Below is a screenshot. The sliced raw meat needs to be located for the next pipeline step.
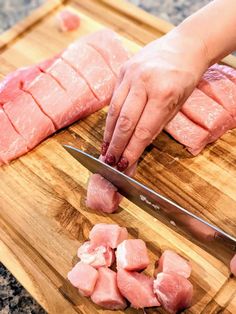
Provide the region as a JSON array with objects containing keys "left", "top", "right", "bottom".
[
  {"left": 57, "top": 10, "right": 80, "bottom": 32},
  {"left": 86, "top": 174, "right": 122, "bottom": 213},
  {"left": 67, "top": 262, "right": 98, "bottom": 296},
  {"left": 89, "top": 223, "right": 128, "bottom": 249},
  {"left": 153, "top": 272, "right": 193, "bottom": 314},
  {"left": 0, "top": 109, "right": 28, "bottom": 163},
  {"left": 116, "top": 239, "right": 150, "bottom": 271},
  {"left": 198, "top": 68, "right": 236, "bottom": 120},
  {"left": 47, "top": 58, "right": 102, "bottom": 116},
  {"left": 77, "top": 241, "right": 115, "bottom": 268},
  {"left": 117, "top": 269, "right": 160, "bottom": 309},
  {"left": 165, "top": 111, "right": 210, "bottom": 155},
  {"left": 155, "top": 250, "right": 191, "bottom": 279},
  {"left": 38, "top": 55, "right": 60, "bottom": 72},
  {"left": 4, "top": 91, "right": 55, "bottom": 149},
  {"left": 24, "top": 73, "right": 78, "bottom": 129},
  {"left": 83, "top": 29, "right": 129, "bottom": 76},
  {"left": 182, "top": 88, "right": 235, "bottom": 142},
  {"left": 230, "top": 254, "right": 236, "bottom": 276},
  {"left": 91, "top": 267, "right": 127, "bottom": 310},
  {"left": 62, "top": 42, "right": 116, "bottom": 102},
  {"left": 212, "top": 64, "right": 236, "bottom": 85}
]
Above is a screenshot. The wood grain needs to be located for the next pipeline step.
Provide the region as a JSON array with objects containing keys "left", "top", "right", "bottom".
[{"left": 0, "top": 0, "right": 235, "bottom": 313}]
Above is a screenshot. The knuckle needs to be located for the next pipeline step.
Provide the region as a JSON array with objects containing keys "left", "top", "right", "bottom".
[
  {"left": 109, "top": 100, "right": 120, "bottom": 117},
  {"left": 134, "top": 126, "right": 152, "bottom": 142},
  {"left": 117, "top": 115, "right": 133, "bottom": 132}
]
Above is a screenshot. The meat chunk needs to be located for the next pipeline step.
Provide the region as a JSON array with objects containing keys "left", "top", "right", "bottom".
[
  {"left": 155, "top": 250, "right": 191, "bottom": 279},
  {"left": 230, "top": 254, "right": 236, "bottom": 276},
  {"left": 165, "top": 111, "right": 210, "bottom": 155},
  {"left": 67, "top": 262, "right": 98, "bottom": 296},
  {"left": 117, "top": 269, "right": 160, "bottom": 309},
  {"left": 198, "top": 68, "right": 236, "bottom": 121},
  {"left": 77, "top": 241, "right": 115, "bottom": 268},
  {"left": 116, "top": 239, "right": 150, "bottom": 271},
  {"left": 153, "top": 272, "right": 193, "bottom": 314},
  {"left": 0, "top": 109, "right": 28, "bottom": 163},
  {"left": 57, "top": 10, "right": 80, "bottom": 32},
  {"left": 91, "top": 267, "right": 127, "bottom": 310},
  {"left": 82, "top": 29, "right": 129, "bottom": 76},
  {"left": 182, "top": 88, "right": 235, "bottom": 142},
  {"left": 62, "top": 42, "right": 115, "bottom": 103},
  {"left": 89, "top": 223, "right": 128, "bottom": 249},
  {"left": 4, "top": 91, "right": 55, "bottom": 149},
  {"left": 212, "top": 64, "right": 236, "bottom": 85}
]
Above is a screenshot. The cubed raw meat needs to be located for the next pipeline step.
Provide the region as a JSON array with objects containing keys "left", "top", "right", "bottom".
[
  {"left": 117, "top": 269, "right": 160, "bottom": 309},
  {"left": 77, "top": 241, "right": 115, "bottom": 268},
  {"left": 89, "top": 224, "right": 128, "bottom": 249},
  {"left": 230, "top": 254, "right": 236, "bottom": 276},
  {"left": 57, "top": 10, "right": 80, "bottom": 32},
  {"left": 212, "top": 64, "right": 236, "bottom": 85},
  {"left": 91, "top": 267, "right": 127, "bottom": 310},
  {"left": 165, "top": 111, "right": 210, "bottom": 155},
  {"left": 4, "top": 91, "right": 55, "bottom": 149},
  {"left": 153, "top": 272, "right": 193, "bottom": 314},
  {"left": 155, "top": 250, "right": 191, "bottom": 278},
  {"left": 62, "top": 42, "right": 115, "bottom": 103},
  {"left": 82, "top": 29, "right": 129, "bottom": 76},
  {"left": 67, "top": 262, "right": 98, "bottom": 296},
  {"left": 116, "top": 239, "right": 150, "bottom": 271},
  {"left": 0, "top": 109, "right": 28, "bottom": 163}
]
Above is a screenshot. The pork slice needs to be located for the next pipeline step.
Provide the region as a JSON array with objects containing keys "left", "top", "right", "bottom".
[
  {"left": 82, "top": 28, "right": 130, "bottom": 76},
  {"left": 212, "top": 64, "right": 236, "bottom": 85},
  {"left": 47, "top": 58, "right": 102, "bottom": 117},
  {"left": 155, "top": 250, "right": 191, "bottom": 279},
  {"left": 116, "top": 239, "right": 150, "bottom": 271},
  {"left": 165, "top": 111, "right": 210, "bottom": 155},
  {"left": 67, "top": 262, "right": 98, "bottom": 296},
  {"left": 89, "top": 223, "right": 128, "bottom": 249},
  {"left": 91, "top": 267, "right": 127, "bottom": 310},
  {"left": 182, "top": 88, "right": 235, "bottom": 142},
  {"left": 153, "top": 272, "right": 193, "bottom": 314},
  {"left": 62, "top": 41, "right": 116, "bottom": 103},
  {"left": 230, "top": 254, "right": 236, "bottom": 276},
  {"left": 25, "top": 73, "right": 78, "bottom": 129},
  {"left": 198, "top": 68, "right": 236, "bottom": 121},
  {"left": 57, "top": 10, "right": 80, "bottom": 32},
  {"left": 0, "top": 108, "right": 28, "bottom": 163},
  {"left": 4, "top": 91, "right": 55, "bottom": 149},
  {"left": 117, "top": 269, "right": 160, "bottom": 309},
  {"left": 77, "top": 241, "right": 115, "bottom": 268}
]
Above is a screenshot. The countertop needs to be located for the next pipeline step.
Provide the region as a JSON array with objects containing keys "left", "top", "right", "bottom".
[{"left": 0, "top": 1, "right": 212, "bottom": 313}]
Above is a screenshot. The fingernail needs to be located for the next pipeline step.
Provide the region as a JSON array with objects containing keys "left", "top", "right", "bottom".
[
  {"left": 117, "top": 157, "right": 129, "bottom": 172},
  {"left": 101, "top": 141, "right": 109, "bottom": 156},
  {"left": 105, "top": 153, "right": 116, "bottom": 166}
]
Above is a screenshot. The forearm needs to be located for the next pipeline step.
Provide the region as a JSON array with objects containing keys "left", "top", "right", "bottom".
[{"left": 175, "top": 0, "right": 236, "bottom": 66}]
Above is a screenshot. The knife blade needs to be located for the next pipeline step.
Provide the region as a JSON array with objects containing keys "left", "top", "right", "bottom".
[{"left": 63, "top": 144, "right": 236, "bottom": 265}]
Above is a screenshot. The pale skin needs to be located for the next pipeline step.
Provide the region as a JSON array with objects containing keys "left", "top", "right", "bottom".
[{"left": 101, "top": 0, "right": 236, "bottom": 171}]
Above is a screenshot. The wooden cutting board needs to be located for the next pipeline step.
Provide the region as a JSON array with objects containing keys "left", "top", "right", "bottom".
[{"left": 0, "top": 1, "right": 236, "bottom": 313}]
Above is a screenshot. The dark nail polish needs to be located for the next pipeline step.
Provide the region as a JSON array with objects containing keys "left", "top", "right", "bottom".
[
  {"left": 117, "top": 157, "right": 129, "bottom": 172},
  {"left": 105, "top": 153, "right": 116, "bottom": 166},
  {"left": 101, "top": 141, "right": 109, "bottom": 156}
]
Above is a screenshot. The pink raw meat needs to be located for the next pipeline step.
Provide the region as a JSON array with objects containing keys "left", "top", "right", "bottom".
[
  {"left": 57, "top": 10, "right": 80, "bottom": 32},
  {"left": 67, "top": 262, "right": 98, "bottom": 296},
  {"left": 116, "top": 239, "right": 150, "bottom": 271},
  {"left": 25, "top": 73, "right": 78, "bottom": 129},
  {"left": 89, "top": 223, "right": 128, "bottom": 249},
  {"left": 0, "top": 108, "right": 28, "bottom": 163},
  {"left": 38, "top": 55, "right": 60, "bottom": 72},
  {"left": 212, "top": 64, "right": 236, "bottom": 85},
  {"left": 153, "top": 272, "right": 193, "bottom": 314},
  {"left": 182, "top": 88, "right": 235, "bottom": 142},
  {"left": 155, "top": 250, "right": 191, "bottom": 279},
  {"left": 4, "top": 91, "right": 55, "bottom": 149},
  {"left": 117, "top": 269, "right": 160, "bottom": 309},
  {"left": 83, "top": 29, "right": 129, "bottom": 76},
  {"left": 62, "top": 41, "right": 116, "bottom": 103},
  {"left": 230, "top": 254, "right": 236, "bottom": 276},
  {"left": 47, "top": 58, "right": 102, "bottom": 117},
  {"left": 91, "top": 267, "right": 127, "bottom": 310},
  {"left": 198, "top": 68, "right": 236, "bottom": 120},
  {"left": 165, "top": 111, "right": 210, "bottom": 155},
  {"left": 77, "top": 241, "right": 115, "bottom": 268}
]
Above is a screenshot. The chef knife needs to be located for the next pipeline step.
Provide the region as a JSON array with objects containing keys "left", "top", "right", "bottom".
[{"left": 63, "top": 145, "right": 236, "bottom": 265}]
